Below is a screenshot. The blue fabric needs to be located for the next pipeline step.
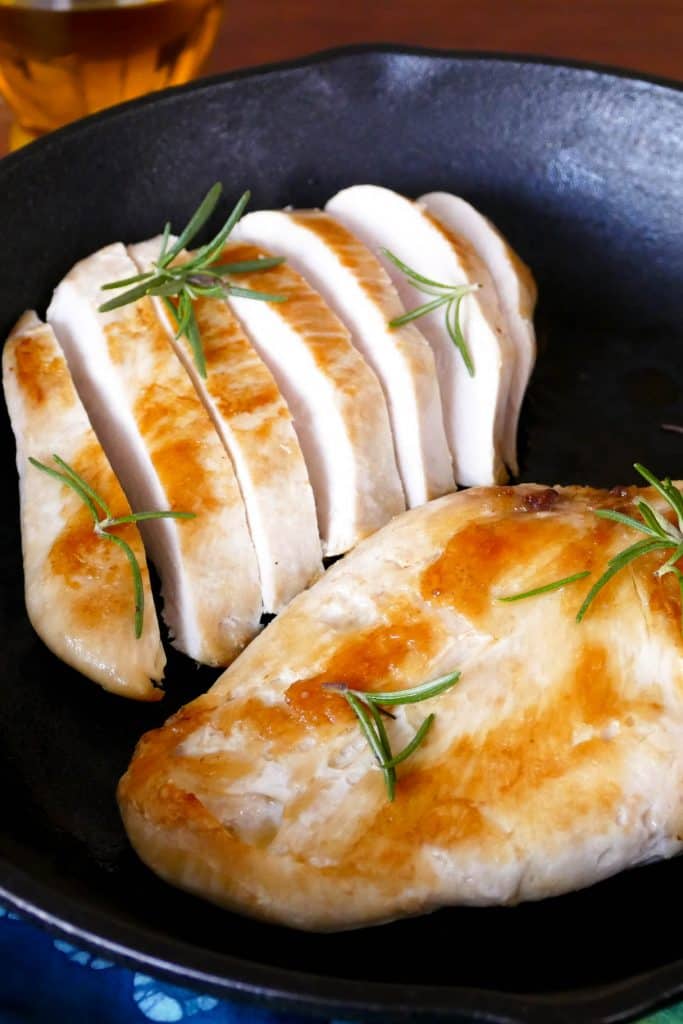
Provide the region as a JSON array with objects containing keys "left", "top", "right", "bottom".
[{"left": 0, "top": 903, "right": 675, "bottom": 1023}]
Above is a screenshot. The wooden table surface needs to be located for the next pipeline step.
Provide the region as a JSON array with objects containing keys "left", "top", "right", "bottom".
[{"left": 1, "top": 0, "right": 681, "bottom": 155}]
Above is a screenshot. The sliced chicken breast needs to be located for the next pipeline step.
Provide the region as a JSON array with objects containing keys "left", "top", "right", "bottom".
[
  {"left": 128, "top": 237, "right": 322, "bottom": 613},
  {"left": 232, "top": 210, "right": 454, "bottom": 507},
  {"left": 120, "top": 481, "right": 683, "bottom": 930},
  {"left": 419, "top": 192, "right": 537, "bottom": 477},
  {"left": 326, "top": 185, "right": 514, "bottom": 487},
  {"left": 3, "top": 312, "right": 165, "bottom": 700},
  {"left": 47, "top": 245, "right": 262, "bottom": 667},
  {"left": 220, "top": 240, "right": 405, "bottom": 556}
]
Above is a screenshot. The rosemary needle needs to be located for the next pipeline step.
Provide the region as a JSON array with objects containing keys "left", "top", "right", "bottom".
[
  {"left": 382, "top": 248, "right": 481, "bottom": 376},
  {"left": 99, "top": 183, "right": 287, "bottom": 379},
  {"left": 498, "top": 571, "right": 591, "bottom": 603},
  {"left": 30, "top": 455, "right": 195, "bottom": 638},
  {"left": 323, "top": 669, "right": 461, "bottom": 801}
]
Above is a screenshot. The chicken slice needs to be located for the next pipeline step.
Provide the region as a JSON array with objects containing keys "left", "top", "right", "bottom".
[
  {"left": 2, "top": 312, "right": 165, "bottom": 700},
  {"left": 219, "top": 240, "right": 405, "bottom": 556},
  {"left": 326, "top": 185, "right": 515, "bottom": 487},
  {"left": 47, "top": 245, "right": 262, "bottom": 667},
  {"left": 128, "top": 237, "right": 322, "bottom": 613},
  {"left": 419, "top": 192, "right": 537, "bottom": 477},
  {"left": 232, "top": 210, "right": 454, "bottom": 507},
  {"left": 119, "top": 481, "right": 683, "bottom": 930}
]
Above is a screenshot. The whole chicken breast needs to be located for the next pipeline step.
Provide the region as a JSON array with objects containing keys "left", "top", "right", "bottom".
[
  {"left": 3, "top": 312, "right": 165, "bottom": 700},
  {"left": 119, "top": 481, "right": 683, "bottom": 928}
]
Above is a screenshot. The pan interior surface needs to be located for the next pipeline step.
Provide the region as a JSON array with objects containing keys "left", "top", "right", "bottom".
[{"left": 0, "top": 48, "right": 682, "bottom": 1023}]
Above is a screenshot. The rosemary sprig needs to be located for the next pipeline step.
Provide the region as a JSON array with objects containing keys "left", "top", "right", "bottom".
[
  {"left": 99, "top": 183, "right": 287, "bottom": 379},
  {"left": 30, "top": 454, "right": 195, "bottom": 638},
  {"left": 577, "top": 464, "right": 683, "bottom": 627},
  {"left": 495, "top": 466, "right": 683, "bottom": 630},
  {"left": 498, "top": 570, "right": 591, "bottom": 603},
  {"left": 382, "top": 248, "right": 481, "bottom": 376},
  {"left": 323, "top": 669, "right": 461, "bottom": 801}
]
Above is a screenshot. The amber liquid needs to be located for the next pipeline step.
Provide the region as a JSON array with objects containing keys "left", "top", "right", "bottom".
[{"left": 0, "top": 0, "right": 222, "bottom": 146}]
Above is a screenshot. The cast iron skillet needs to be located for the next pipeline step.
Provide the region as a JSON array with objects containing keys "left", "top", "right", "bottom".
[{"left": 0, "top": 46, "right": 682, "bottom": 1024}]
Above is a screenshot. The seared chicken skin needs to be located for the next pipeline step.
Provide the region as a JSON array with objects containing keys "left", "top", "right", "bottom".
[
  {"left": 119, "top": 482, "right": 683, "bottom": 927},
  {"left": 3, "top": 312, "right": 165, "bottom": 700}
]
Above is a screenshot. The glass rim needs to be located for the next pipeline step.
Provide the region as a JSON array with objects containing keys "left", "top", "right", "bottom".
[{"left": 0, "top": 0, "right": 170, "bottom": 9}]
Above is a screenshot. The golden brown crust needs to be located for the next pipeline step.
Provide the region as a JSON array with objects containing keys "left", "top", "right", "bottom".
[{"left": 227, "top": 242, "right": 366, "bottom": 390}]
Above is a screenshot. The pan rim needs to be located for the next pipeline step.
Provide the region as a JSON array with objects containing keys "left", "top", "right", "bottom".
[{"left": 1, "top": 42, "right": 681, "bottom": 181}]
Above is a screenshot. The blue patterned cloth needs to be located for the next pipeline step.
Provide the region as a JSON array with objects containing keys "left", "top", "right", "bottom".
[
  {"left": 0, "top": 903, "right": 676, "bottom": 1023},
  {"left": 0, "top": 904, "right": 345, "bottom": 1024}
]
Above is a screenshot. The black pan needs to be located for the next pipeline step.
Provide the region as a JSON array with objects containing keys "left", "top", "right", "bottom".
[{"left": 0, "top": 46, "right": 682, "bottom": 1024}]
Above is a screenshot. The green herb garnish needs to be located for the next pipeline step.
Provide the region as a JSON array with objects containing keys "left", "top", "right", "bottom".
[
  {"left": 577, "top": 464, "right": 683, "bottom": 628},
  {"left": 30, "top": 454, "right": 195, "bottom": 638},
  {"left": 99, "top": 183, "right": 286, "bottom": 379},
  {"left": 382, "top": 248, "right": 481, "bottom": 376},
  {"left": 323, "top": 669, "right": 461, "bottom": 800},
  {"left": 494, "top": 466, "right": 683, "bottom": 629},
  {"left": 498, "top": 570, "right": 591, "bottom": 603}
]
